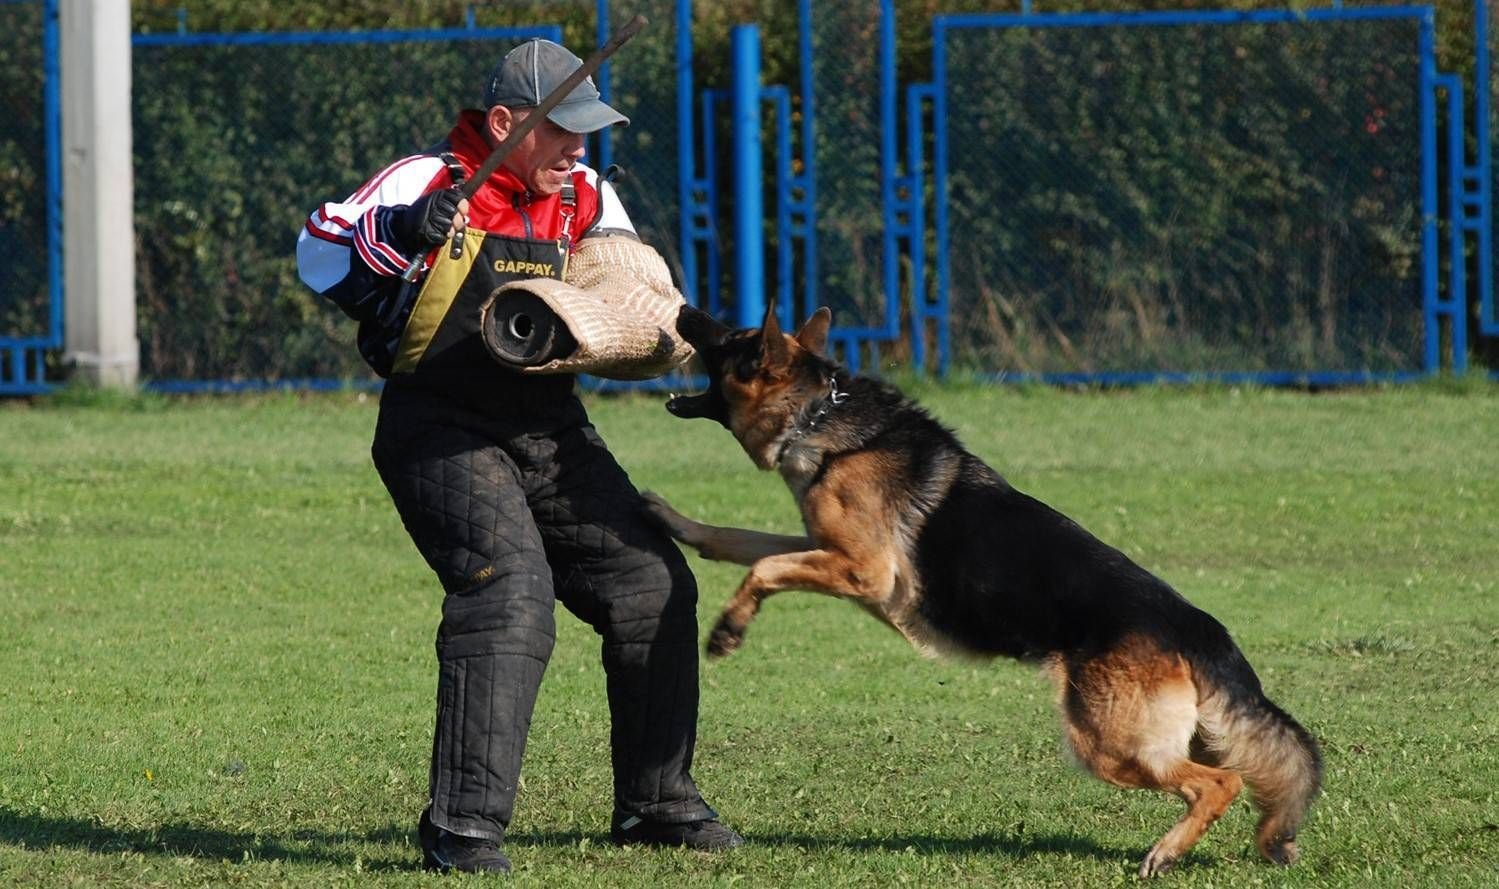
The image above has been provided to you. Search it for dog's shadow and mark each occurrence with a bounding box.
[750,829,1127,862]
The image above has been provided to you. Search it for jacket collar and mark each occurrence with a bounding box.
[448,109,532,197]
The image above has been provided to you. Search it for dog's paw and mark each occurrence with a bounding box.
[706,617,745,659]
[1137,845,1178,879]
[1259,837,1299,867]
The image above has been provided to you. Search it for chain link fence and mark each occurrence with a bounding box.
[130,0,682,383]
[601,0,683,284]
[1487,0,1498,348]
[133,30,566,381]
[0,0,48,341]
[2,2,1490,386]
[940,16,1425,376]
[808,0,888,336]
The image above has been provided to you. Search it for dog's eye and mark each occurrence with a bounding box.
[734,356,759,381]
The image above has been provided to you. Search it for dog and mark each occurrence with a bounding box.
[641,301,1322,877]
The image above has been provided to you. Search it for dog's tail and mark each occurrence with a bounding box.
[1195,658,1322,865]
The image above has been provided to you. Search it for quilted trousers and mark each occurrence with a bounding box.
[371,378,714,842]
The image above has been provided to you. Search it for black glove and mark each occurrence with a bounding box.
[389,188,462,253]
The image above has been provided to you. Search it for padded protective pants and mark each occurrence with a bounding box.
[372,379,713,842]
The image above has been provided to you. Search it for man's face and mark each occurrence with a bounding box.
[487,106,587,195]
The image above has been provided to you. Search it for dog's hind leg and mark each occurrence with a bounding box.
[1052,647,1243,878]
[1132,760,1243,878]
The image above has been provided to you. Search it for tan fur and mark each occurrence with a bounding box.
[1044,639,1247,876]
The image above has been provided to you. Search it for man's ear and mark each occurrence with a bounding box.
[485,105,515,143]
[760,298,789,366]
[794,307,832,356]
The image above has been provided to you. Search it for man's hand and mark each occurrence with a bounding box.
[390,188,469,253]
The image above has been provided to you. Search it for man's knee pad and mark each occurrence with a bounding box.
[437,569,557,663]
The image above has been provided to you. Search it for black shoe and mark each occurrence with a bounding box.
[418,806,512,874]
[610,813,745,851]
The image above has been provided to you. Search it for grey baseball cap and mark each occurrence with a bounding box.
[484,39,629,134]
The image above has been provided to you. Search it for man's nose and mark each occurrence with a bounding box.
[566,134,586,159]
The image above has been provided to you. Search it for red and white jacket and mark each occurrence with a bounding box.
[296,110,634,373]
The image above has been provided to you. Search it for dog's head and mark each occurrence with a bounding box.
[666,299,833,468]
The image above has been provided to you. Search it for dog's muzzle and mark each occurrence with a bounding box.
[664,392,709,418]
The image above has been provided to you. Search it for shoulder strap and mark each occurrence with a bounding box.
[558,182,578,251]
[580,164,625,239]
[439,151,467,189]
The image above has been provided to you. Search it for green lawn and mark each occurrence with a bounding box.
[1,382,1496,887]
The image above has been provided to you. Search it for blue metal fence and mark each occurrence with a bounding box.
[4,0,1497,394]
[129,22,564,387]
[718,1,1494,381]
[928,6,1441,384]
[1477,0,1498,339]
[124,0,693,393]
[0,0,60,395]
[599,0,687,290]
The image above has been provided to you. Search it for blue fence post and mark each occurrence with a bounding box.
[701,89,725,316]
[676,0,697,306]
[878,0,900,346]
[731,24,765,328]
[1476,0,1496,337]
[905,82,937,374]
[595,0,612,172]
[1437,73,1469,374]
[932,17,951,377]
[44,0,62,351]
[796,0,817,329]
[763,85,795,330]
[1420,9,1441,374]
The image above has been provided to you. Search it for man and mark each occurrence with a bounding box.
[296,38,741,874]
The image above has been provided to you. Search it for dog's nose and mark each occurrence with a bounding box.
[675,305,730,347]
[665,392,709,419]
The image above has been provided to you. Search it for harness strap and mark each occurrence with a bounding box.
[441,152,470,261]
[558,183,577,278]
[439,152,468,188]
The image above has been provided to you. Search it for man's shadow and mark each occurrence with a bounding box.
[3,808,1149,871]
[0,807,417,871]
[0,809,617,871]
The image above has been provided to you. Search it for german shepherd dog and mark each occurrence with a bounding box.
[641,302,1322,877]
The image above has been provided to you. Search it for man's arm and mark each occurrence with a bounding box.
[295,154,452,321]
[576,166,639,243]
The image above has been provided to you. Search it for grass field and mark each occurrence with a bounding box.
[1,381,1497,887]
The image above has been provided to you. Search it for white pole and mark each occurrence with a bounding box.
[61,0,137,389]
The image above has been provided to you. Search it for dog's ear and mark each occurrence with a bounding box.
[794,307,832,356]
[760,298,789,366]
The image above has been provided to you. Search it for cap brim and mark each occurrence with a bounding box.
[548,98,630,134]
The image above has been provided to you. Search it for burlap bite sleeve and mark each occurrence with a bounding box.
[479,237,695,380]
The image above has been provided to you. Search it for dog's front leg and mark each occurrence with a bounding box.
[708,549,895,657]
[641,491,812,565]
